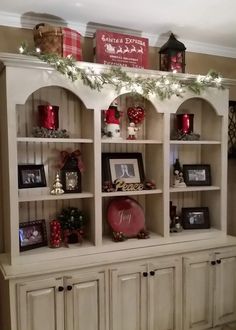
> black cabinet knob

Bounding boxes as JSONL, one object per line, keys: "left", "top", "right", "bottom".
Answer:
{"left": 58, "top": 286, "right": 64, "bottom": 292}
{"left": 150, "top": 271, "right": 155, "bottom": 276}
{"left": 216, "top": 259, "right": 221, "bottom": 264}
{"left": 211, "top": 261, "right": 216, "bottom": 265}
{"left": 67, "top": 285, "right": 73, "bottom": 291}
{"left": 143, "top": 272, "right": 148, "bottom": 277}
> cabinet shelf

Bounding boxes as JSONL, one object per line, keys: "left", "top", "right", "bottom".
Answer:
{"left": 170, "top": 140, "right": 221, "bottom": 145}
{"left": 18, "top": 191, "right": 93, "bottom": 202}
{"left": 169, "top": 186, "right": 220, "bottom": 193}
{"left": 0, "top": 54, "right": 230, "bottom": 266}
{"left": 17, "top": 137, "right": 93, "bottom": 144}
{"left": 101, "top": 139, "right": 162, "bottom": 144}
{"left": 102, "top": 189, "right": 162, "bottom": 197}
{"left": 169, "top": 227, "right": 223, "bottom": 239}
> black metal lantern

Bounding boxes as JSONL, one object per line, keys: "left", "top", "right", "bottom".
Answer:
{"left": 60, "top": 152, "right": 81, "bottom": 193}
{"left": 159, "top": 33, "right": 186, "bottom": 73}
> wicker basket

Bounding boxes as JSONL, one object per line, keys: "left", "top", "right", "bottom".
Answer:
{"left": 33, "top": 24, "right": 63, "bottom": 56}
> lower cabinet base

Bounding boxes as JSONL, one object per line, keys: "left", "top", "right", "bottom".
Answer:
{"left": 1, "top": 243, "right": 236, "bottom": 330}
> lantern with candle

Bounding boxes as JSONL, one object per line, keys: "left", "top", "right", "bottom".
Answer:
{"left": 159, "top": 33, "right": 186, "bottom": 73}
{"left": 60, "top": 150, "right": 85, "bottom": 193}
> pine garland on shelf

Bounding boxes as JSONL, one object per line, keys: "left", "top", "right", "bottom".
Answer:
{"left": 19, "top": 43, "right": 224, "bottom": 101}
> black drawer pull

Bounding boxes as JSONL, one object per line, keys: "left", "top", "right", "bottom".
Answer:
{"left": 211, "top": 261, "right": 216, "bottom": 265}
{"left": 143, "top": 272, "right": 148, "bottom": 277}
{"left": 67, "top": 285, "right": 73, "bottom": 291}
{"left": 216, "top": 259, "right": 221, "bottom": 264}
{"left": 150, "top": 271, "right": 155, "bottom": 276}
{"left": 58, "top": 286, "right": 64, "bottom": 292}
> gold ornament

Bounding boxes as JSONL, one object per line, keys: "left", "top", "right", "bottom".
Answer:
{"left": 51, "top": 172, "right": 64, "bottom": 195}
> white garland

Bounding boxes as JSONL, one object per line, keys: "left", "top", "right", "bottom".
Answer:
{"left": 19, "top": 43, "right": 224, "bottom": 100}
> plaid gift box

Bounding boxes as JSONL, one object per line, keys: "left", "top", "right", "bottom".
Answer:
{"left": 63, "top": 27, "right": 82, "bottom": 61}
{"left": 34, "top": 24, "right": 82, "bottom": 61}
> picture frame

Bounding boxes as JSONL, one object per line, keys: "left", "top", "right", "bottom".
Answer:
{"left": 183, "top": 164, "right": 211, "bottom": 186}
{"left": 18, "top": 164, "right": 47, "bottom": 189}
{"left": 182, "top": 207, "right": 210, "bottom": 229}
{"left": 102, "top": 152, "right": 145, "bottom": 184}
{"left": 19, "top": 219, "right": 48, "bottom": 251}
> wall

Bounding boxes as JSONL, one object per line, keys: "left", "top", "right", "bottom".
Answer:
{"left": 1, "top": 26, "right": 236, "bottom": 79}
{"left": 0, "top": 25, "right": 235, "bottom": 235}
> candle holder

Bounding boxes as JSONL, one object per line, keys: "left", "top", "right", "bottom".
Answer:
{"left": 171, "top": 113, "right": 200, "bottom": 141}
{"left": 38, "top": 105, "right": 59, "bottom": 130}
{"left": 177, "top": 114, "right": 194, "bottom": 134}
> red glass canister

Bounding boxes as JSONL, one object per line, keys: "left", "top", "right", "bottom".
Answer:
{"left": 177, "top": 114, "right": 194, "bottom": 134}
{"left": 49, "top": 219, "right": 62, "bottom": 248}
{"left": 38, "top": 105, "right": 59, "bottom": 130}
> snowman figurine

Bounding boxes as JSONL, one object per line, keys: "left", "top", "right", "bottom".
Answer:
{"left": 103, "top": 100, "right": 122, "bottom": 139}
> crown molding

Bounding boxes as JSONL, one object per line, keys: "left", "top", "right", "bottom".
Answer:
{"left": 1, "top": 10, "right": 236, "bottom": 59}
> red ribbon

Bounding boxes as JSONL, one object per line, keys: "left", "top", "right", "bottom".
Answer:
{"left": 60, "top": 149, "right": 85, "bottom": 172}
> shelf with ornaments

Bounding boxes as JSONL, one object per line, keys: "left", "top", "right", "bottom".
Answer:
{"left": 168, "top": 95, "right": 226, "bottom": 240}
{"left": 16, "top": 86, "right": 94, "bottom": 141}
{"left": 101, "top": 94, "right": 163, "bottom": 143}
{"left": 16, "top": 84, "right": 95, "bottom": 200}
{"left": 170, "top": 98, "right": 223, "bottom": 143}
{"left": 102, "top": 193, "right": 164, "bottom": 243}
{"left": 14, "top": 85, "right": 96, "bottom": 257}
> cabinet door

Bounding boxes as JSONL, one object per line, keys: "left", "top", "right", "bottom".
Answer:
{"left": 65, "top": 270, "right": 106, "bottom": 330}
{"left": 149, "top": 257, "right": 182, "bottom": 330}
{"left": 110, "top": 263, "right": 148, "bottom": 330}
{"left": 17, "top": 277, "right": 64, "bottom": 330}
{"left": 183, "top": 253, "right": 214, "bottom": 330}
{"left": 214, "top": 250, "right": 236, "bottom": 326}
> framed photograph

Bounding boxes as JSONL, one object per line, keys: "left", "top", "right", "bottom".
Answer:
{"left": 18, "top": 164, "right": 47, "bottom": 189}
{"left": 19, "top": 219, "right": 48, "bottom": 251}
{"left": 102, "top": 152, "right": 145, "bottom": 184}
{"left": 183, "top": 164, "right": 211, "bottom": 186}
{"left": 182, "top": 207, "right": 210, "bottom": 229}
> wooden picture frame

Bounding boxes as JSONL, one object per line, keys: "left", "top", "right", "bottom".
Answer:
{"left": 18, "top": 164, "right": 47, "bottom": 189}
{"left": 183, "top": 164, "right": 211, "bottom": 186}
{"left": 19, "top": 219, "right": 48, "bottom": 251}
{"left": 102, "top": 152, "right": 145, "bottom": 184}
{"left": 182, "top": 207, "right": 210, "bottom": 229}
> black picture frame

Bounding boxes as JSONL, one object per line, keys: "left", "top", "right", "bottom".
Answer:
{"left": 19, "top": 219, "right": 48, "bottom": 251}
{"left": 102, "top": 152, "right": 145, "bottom": 184}
{"left": 183, "top": 164, "right": 211, "bottom": 186}
{"left": 182, "top": 207, "right": 210, "bottom": 229}
{"left": 18, "top": 164, "right": 47, "bottom": 189}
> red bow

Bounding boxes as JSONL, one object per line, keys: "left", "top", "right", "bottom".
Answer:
{"left": 60, "top": 149, "right": 85, "bottom": 172}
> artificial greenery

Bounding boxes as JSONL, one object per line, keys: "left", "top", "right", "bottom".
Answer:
{"left": 58, "top": 207, "right": 86, "bottom": 230}
{"left": 19, "top": 42, "right": 224, "bottom": 101}
{"left": 32, "top": 126, "right": 70, "bottom": 138}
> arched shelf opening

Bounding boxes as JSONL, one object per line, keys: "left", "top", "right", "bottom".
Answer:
{"left": 16, "top": 85, "right": 93, "bottom": 140}
{"left": 172, "top": 97, "right": 222, "bottom": 142}
{"left": 101, "top": 92, "right": 163, "bottom": 142}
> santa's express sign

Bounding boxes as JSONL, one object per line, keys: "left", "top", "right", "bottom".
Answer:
{"left": 94, "top": 30, "right": 149, "bottom": 69}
